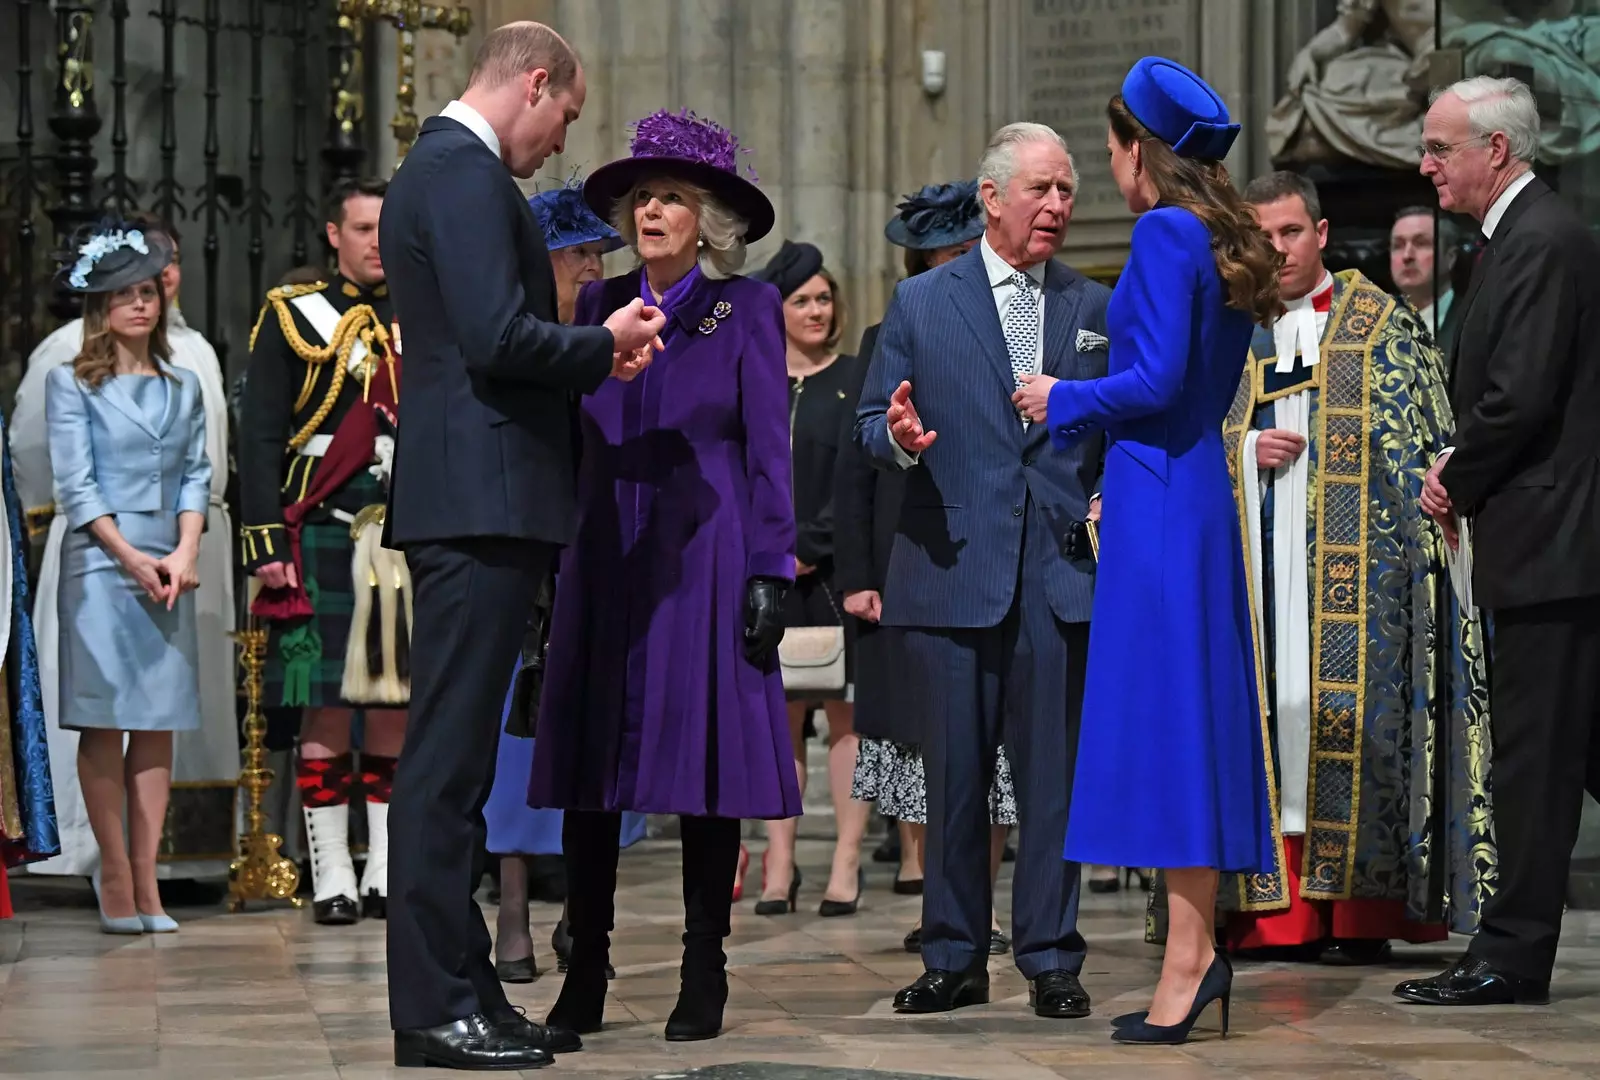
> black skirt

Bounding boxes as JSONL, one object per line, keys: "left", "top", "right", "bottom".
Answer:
{"left": 849, "top": 617, "right": 919, "bottom": 745}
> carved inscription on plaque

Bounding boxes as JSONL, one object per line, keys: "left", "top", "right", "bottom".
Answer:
{"left": 1023, "top": 0, "right": 1198, "bottom": 220}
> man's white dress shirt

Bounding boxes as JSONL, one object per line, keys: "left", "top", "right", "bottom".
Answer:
{"left": 440, "top": 99, "right": 501, "bottom": 159}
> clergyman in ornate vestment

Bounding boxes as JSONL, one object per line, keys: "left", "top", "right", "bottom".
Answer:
{"left": 1173, "top": 172, "right": 1495, "bottom": 961}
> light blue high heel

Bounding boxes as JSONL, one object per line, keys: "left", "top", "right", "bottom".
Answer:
{"left": 92, "top": 867, "right": 146, "bottom": 935}
{"left": 138, "top": 912, "right": 179, "bottom": 933}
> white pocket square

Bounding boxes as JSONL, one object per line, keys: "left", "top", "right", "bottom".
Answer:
{"left": 1076, "top": 330, "right": 1109, "bottom": 352}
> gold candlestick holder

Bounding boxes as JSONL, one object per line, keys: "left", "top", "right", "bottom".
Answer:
{"left": 227, "top": 625, "right": 303, "bottom": 912}
{"left": 337, "top": 0, "right": 473, "bottom": 163}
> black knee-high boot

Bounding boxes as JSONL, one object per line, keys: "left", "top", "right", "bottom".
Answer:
{"left": 666, "top": 815, "right": 742, "bottom": 1042}
{"left": 546, "top": 810, "right": 621, "bottom": 1034}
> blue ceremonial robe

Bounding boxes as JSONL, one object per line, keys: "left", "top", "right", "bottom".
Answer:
{"left": 1048, "top": 206, "right": 1275, "bottom": 873}
{"left": 485, "top": 660, "right": 645, "bottom": 856}
{"left": 0, "top": 412, "right": 57, "bottom": 867}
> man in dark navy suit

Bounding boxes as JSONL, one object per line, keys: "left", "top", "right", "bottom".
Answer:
{"left": 1401, "top": 76, "right": 1600, "bottom": 1010}
{"left": 378, "top": 21, "right": 666, "bottom": 1071}
{"left": 857, "top": 122, "right": 1109, "bottom": 1019}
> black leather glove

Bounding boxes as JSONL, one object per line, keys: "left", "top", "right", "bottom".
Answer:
{"left": 743, "top": 576, "right": 788, "bottom": 665}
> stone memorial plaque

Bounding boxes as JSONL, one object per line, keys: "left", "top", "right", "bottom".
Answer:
{"left": 1022, "top": 0, "right": 1199, "bottom": 221}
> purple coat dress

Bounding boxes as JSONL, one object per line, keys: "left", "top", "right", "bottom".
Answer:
{"left": 528, "top": 267, "right": 802, "bottom": 820}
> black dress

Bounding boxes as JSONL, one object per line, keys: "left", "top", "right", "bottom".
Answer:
{"left": 781, "top": 353, "right": 859, "bottom": 701}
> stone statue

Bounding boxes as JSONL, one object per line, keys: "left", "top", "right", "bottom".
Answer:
{"left": 1267, "top": 0, "right": 1437, "bottom": 169}
{"left": 1446, "top": 0, "right": 1600, "bottom": 164}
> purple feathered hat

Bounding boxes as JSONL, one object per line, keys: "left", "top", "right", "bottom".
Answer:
{"left": 583, "top": 109, "right": 775, "bottom": 244}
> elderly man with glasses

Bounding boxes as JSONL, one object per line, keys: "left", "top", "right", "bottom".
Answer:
{"left": 1401, "top": 74, "right": 1600, "bottom": 1010}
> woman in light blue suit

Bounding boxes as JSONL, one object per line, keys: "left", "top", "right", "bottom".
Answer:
{"left": 1015, "top": 59, "right": 1282, "bottom": 1044}
{"left": 45, "top": 222, "right": 210, "bottom": 935}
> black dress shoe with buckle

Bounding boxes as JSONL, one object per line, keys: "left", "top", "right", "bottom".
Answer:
{"left": 1029, "top": 969, "right": 1091, "bottom": 1018}
{"left": 486, "top": 1006, "right": 582, "bottom": 1053}
{"left": 393, "top": 1012, "right": 553, "bottom": 1070}
{"left": 312, "top": 895, "right": 359, "bottom": 926}
{"left": 893, "top": 965, "right": 990, "bottom": 1013}
{"left": 1393, "top": 955, "right": 1550, "bottom": 1007}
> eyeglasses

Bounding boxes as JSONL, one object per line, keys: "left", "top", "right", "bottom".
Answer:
{"left": 1418, "top": 135, "right": 1490, "bottom": 162}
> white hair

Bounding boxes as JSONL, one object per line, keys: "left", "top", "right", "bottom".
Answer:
{"left": 608, "top": 177, "right": 749, "bottom": 279}
{"left": 1434, "top": 76, "right": 1540, "bottom": 164}
{"left": 977, "top": 122, "right": 1079, "bottom": 198}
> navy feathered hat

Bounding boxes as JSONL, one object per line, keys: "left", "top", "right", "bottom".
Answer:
{"left": 884, "top": 180, "right": 985, "bottom": 251}
{"left": 1121, "top": 56, "right": 1239, "bottom": 161}
{"left": 528, "top": 177, "right": 624, "bottom": 255}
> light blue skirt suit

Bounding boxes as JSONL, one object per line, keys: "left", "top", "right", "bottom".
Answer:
{"left": 1048, "top": 206, "right": 1274, "bottom": 873}
{"left": 45, "top": 363, "right": 212, "bottom": 733}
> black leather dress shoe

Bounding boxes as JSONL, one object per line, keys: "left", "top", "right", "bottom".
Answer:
{"left": 893, "top": 966, "right": 990, "bottom": 1013}
{"left": 1320, "top": 939, "right": 1391, "bottom": 967}
{"left": 486, "top": 1007, "right": 582, "bottom": 1053}
{"left": 1029, "top": 969, "right": 1091, "bottom": 1018}
{"left": 361, "top": 891, "right": 387, "bottom": 921}
{"left": 1393, "top": 955, "right": 1550, "bottom": 1006}
{"left": 393, "top": 1013, "right": 553, "bottom": 1070}
{"left": 312, "top": 895, "right": 359, "bottom": 926}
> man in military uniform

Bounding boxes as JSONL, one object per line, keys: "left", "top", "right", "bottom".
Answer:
{"left": 239, "top": 177, "right": 408, "bottom": 925}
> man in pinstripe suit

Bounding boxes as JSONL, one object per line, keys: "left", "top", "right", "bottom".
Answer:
{"left": 857, "top": 122, "right": 1110, "bottom": 1018}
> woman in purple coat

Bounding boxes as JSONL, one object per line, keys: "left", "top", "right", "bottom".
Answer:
{"left": 530, "top": 110, "right": 799, "bottom": 1044}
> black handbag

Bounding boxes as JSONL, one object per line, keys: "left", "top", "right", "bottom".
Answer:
{"left": 504, "top": 573, "right": 556, "bottom": 739}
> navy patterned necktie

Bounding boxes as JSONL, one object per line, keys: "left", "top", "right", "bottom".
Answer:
{"left": 1004, "top": 271, "right": 1039, "bottom": 425}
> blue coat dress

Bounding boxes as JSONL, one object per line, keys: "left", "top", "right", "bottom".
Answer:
{"left": 1049, "top": 207, "right": 1274, "bottom": 873}
{"left": 46, "top": 365, "right": 211, "bottom": 734}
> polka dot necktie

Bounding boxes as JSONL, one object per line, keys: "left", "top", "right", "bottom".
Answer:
{"left": 1004, "top": 271, "right": 1040, "bottom": 425}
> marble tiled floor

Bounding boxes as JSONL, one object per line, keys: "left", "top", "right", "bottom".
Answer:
{"left": 4, "top": 839, "right": 1600, "bottom": 1080}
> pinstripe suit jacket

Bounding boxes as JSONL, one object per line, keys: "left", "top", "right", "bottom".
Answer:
{"left": 856, "top": 245, "right": 1110, "bottom": 629}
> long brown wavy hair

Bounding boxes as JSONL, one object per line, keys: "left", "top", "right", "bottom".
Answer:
{"left": 73, "top": 276, "right": 175, "bottom": 390}
{"left": 1108, "top": 96, "right": 1283, "bottom": 327}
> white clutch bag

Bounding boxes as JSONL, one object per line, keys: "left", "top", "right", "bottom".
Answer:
{"left": 779, "top": 626, "right": 847, "bottom": 692}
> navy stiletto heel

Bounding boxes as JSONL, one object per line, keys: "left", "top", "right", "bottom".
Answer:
{"left": 1112, "top": 954, "right": 1232, "bottom": 1045}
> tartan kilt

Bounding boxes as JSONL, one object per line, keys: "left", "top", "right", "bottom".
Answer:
{"left": 264, "top": 472, "right": 383, "bottom": 709}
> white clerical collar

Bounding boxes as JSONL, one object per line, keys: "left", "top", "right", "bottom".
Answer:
{"left": 980, "top": 235, "right": 1046, "bottom": 289}
{"left": 1482, "top": 170, "right": 1535, "bottom": 239}
{"left": 1270, "top": 270, "right": 1334, "bottom": 374}
{"left": 441, "top": 99, "right": 501, "bottom": 160}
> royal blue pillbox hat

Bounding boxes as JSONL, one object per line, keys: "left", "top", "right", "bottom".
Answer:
{"left": 1121, "top": 56, "right": 1239, "bottom": 161}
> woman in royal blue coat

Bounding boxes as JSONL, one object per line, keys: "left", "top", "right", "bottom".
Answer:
{"left": 1014, "top": 58, "right": 1283, "bottom": 1044}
